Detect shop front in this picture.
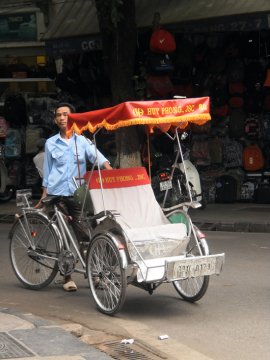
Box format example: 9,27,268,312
41,1,270,204
0,5,58,200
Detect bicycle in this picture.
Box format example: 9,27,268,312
9,187,94,290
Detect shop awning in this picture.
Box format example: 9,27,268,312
43,0,270,41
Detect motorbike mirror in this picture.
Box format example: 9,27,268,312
181,132,188,140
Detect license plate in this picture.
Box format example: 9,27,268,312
166,254,224,280
160,180,172,191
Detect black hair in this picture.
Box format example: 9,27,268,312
54,102,76,114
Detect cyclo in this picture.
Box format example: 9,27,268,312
9,97,225,315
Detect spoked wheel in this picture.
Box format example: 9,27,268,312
87,234,127,315
173,227,210,302
10,213,60,290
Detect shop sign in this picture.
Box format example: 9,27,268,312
45,36,102,56
0,13,37,42
174,13,270,33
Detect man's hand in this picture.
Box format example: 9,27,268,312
35,187,47,209
103,161,113,170
34,200,43,209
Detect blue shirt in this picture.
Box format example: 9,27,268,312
43,133,109,196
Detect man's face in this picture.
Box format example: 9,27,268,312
54,106,71,131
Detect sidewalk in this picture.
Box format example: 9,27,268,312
189,202,270,233
2,199,270,232
0,308,112,360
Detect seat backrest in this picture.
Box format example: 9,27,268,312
84,167,169,228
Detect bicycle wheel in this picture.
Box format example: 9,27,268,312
173,227,210,302
10,213,60,290
87,234,127,315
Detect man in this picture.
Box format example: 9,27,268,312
39,102,112,292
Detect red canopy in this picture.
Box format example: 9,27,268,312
67,97,211,136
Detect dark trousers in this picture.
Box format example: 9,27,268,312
59,196,90,243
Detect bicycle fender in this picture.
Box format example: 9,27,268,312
93,231,128,269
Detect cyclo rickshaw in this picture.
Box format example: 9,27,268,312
9,97,225,315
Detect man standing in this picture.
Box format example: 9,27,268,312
39,102,112,291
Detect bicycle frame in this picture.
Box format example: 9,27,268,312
15,191,87,276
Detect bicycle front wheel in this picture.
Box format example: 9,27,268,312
87,234,127,315
10,213,60,290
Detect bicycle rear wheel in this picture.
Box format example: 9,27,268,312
10,213,60,290
173,227,210,302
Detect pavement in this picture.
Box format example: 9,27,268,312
0,198,269,359
189,201,270,233
0,308,113,360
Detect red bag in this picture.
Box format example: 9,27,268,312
146,74,173,97
150,28,176,54
0,117,8,138
228,82,245,94
213,105,229,117
229,96,244,108
243,144,264,171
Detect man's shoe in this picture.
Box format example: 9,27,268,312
63,280,77,292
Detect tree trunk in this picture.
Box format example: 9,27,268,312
95,0,142,168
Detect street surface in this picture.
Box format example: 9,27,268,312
0,223,269,360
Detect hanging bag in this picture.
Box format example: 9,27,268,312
243,144,264,171
150,27,176,54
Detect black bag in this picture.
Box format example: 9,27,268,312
229,108,246,139
4,95,27,126
215,175,238,203
254,182,270,203
146,52,174,74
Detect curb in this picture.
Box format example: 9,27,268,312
1,214,269,233
195,221,270,233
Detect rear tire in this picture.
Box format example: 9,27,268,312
87,234,127,315
173,228,210,302
10,213,60,290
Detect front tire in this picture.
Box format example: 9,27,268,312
10,213,60,290
87,234,127,315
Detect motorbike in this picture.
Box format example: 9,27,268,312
151,133,206,209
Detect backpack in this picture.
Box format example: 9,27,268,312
227,58,245,83
245,113,260,140
260,112,270,141
229,96,244,108
3,95,27,126
191,140,211,166
240,181,255,201
4,128,22,159
146,52,174,74
146,74,173,98
25,126,43,154
243,144,264,171
222,138,243,168
0,116,8,138
150,27,176,54
229,108,246,139
208,137,223,164
215,175,238,203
